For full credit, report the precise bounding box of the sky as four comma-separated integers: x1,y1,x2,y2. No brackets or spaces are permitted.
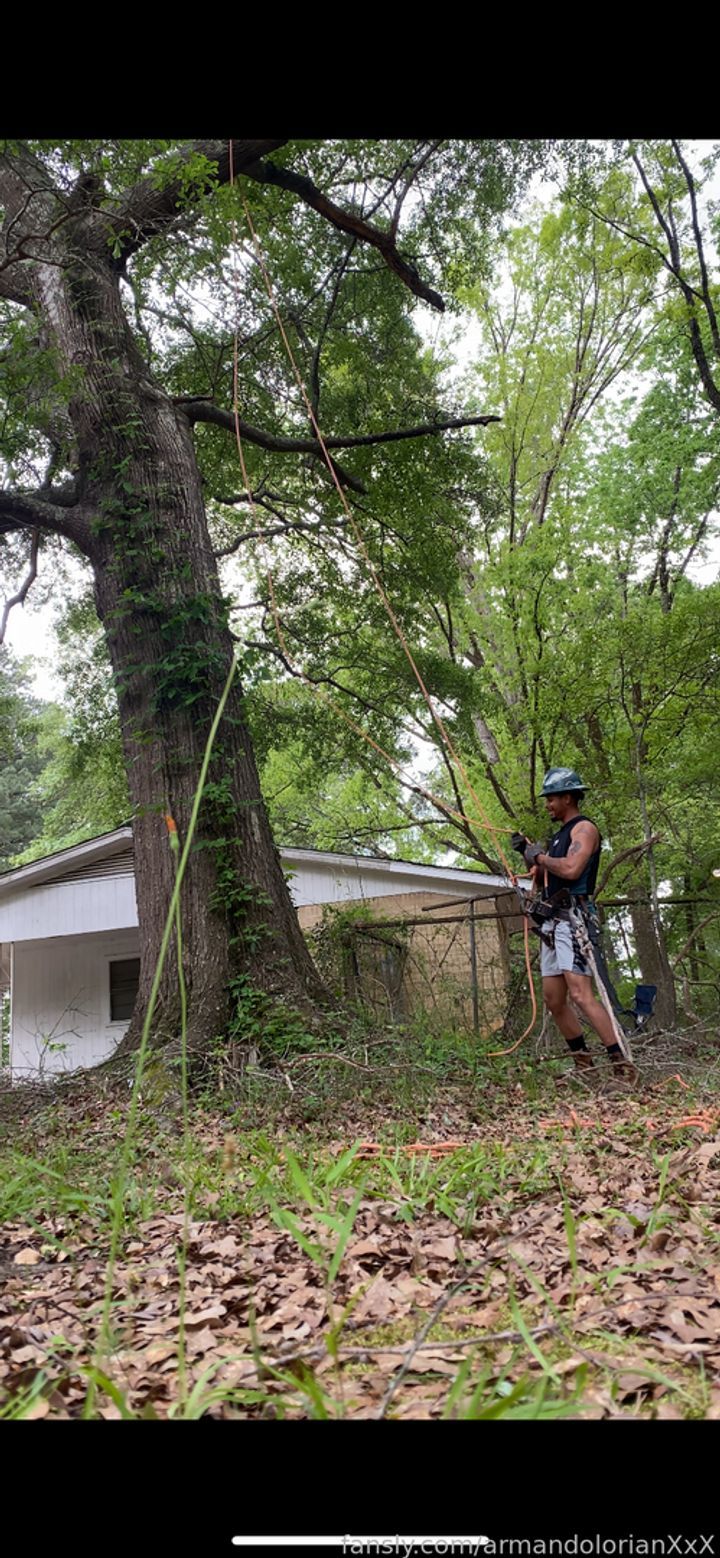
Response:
2,140,719,701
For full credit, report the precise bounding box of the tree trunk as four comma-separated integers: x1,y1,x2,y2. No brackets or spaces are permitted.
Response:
682,878,702,986
31,225,328,1057
628,890,677,1030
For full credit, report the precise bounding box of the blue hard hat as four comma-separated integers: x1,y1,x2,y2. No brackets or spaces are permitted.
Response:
540,766,588,796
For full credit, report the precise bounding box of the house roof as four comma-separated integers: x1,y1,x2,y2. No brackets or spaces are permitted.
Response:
0,825,523,897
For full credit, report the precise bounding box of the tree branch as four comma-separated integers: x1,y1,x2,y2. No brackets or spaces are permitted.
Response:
308,243,356,418
672,909,720,971
241,155,446,311
595,834,662,898
0,484,88,550
311,412,502,450
630,149,720,414
109,140,290,264
0,264,32,306
111,138,450,318
0,527,39,644
180,399,366,493
674,509,712,585
216,512,348,557
183,400,500,494
670,139,720,361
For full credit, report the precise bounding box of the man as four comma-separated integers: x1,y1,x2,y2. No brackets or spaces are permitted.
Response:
517,767,634,1080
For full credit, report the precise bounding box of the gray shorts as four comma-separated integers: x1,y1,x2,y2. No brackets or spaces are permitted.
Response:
540,917,591,978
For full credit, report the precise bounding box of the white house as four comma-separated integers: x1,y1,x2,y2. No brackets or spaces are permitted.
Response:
0,826,521,1078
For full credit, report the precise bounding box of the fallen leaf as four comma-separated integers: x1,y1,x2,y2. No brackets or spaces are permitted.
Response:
421,1237,457,1262
405,1352,464,1377
142,1341,176,1365
554,1356,586,1377
649,1230,671,1252
354,1276,401,1323
184,1326,222,1357
616,1371,652,1396
184,1305,227,1328
348,1238,381,1258
24,1398,50,1419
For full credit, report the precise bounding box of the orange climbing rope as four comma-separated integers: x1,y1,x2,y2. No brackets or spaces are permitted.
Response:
226,144,538,1054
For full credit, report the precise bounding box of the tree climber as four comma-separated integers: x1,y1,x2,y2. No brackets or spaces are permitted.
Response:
512,768,636,1080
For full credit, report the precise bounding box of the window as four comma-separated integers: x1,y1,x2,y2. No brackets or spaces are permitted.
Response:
109,958,140,1023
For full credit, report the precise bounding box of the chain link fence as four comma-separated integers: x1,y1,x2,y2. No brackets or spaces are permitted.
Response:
308,892,525,1036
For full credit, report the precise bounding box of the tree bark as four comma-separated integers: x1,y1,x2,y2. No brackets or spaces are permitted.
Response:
0,138,477,1061
20,190,327,1056
628,888,677,1030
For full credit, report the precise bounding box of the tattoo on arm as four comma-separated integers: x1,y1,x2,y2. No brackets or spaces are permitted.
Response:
564,823,598,878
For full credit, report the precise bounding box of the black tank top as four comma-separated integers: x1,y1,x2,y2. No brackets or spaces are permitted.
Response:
544,814,601,900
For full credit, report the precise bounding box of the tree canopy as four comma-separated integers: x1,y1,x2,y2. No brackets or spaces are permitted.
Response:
1,137,718,1041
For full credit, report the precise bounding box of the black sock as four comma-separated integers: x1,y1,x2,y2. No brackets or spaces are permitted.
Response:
606,1043,624,1062
567,1035,588,1052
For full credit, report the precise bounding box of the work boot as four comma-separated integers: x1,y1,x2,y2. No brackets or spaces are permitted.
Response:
606,1042,638,1085
566,1035,594,1072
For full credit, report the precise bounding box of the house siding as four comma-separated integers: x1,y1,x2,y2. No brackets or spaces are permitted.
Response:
10,928,141,1077
0,834,521,1075
0,874,138,943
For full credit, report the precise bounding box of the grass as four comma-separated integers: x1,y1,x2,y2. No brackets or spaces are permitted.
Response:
1,1029,719,1421
0,1111,559,1235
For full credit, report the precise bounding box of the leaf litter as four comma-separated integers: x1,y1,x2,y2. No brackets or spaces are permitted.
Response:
1,1072,720,1418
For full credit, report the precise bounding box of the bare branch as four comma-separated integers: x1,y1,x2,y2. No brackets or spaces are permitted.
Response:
183,400,500,495
0,528,39,643
596,834,662,898
180,399,366,494
311,412,502,450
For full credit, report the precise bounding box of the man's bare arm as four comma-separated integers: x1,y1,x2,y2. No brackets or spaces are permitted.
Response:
537,821,599,881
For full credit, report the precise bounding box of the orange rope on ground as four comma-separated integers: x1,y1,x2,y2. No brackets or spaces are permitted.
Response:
226,147,538,1053
671,1110,719,1132
651,1073,691,1091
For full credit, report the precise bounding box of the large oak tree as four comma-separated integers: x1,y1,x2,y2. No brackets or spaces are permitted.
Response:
0,138,536,1054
